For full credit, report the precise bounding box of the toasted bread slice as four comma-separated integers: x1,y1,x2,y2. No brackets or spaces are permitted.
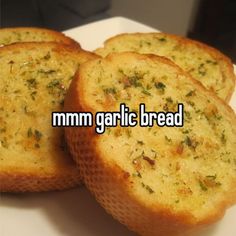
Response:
65,52,236,236
95,33,236,102
0,27,80,47
0,42,97,192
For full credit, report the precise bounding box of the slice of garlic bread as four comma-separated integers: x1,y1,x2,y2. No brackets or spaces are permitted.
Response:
0,42,97,192
95,33,236,102
65,52,236,236
0,27,80,47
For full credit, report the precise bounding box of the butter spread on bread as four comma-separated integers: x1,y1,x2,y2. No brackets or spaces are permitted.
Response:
0,27,80,47
0,42,97,192
95,33,235,102
65,52,236,236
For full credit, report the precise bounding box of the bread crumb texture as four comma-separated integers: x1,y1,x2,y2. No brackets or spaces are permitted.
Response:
0,27,80,47
0,43,96,192
95,33,236,101
65,52,236,236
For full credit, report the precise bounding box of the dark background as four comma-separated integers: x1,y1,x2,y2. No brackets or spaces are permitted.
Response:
0,0,111,30
188,0,236,62
0,0,235,62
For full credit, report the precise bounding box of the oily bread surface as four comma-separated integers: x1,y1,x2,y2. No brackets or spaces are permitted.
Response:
0,42,97,192
65,52,236,236
95,33,236,102
0,27,80,47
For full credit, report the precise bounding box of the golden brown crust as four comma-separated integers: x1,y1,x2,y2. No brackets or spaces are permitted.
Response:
67,130,228,236
0,41,78,54
65,52,236,236
0,41,97,64
95,32,236,102
0,168,81,192
0,27,81,48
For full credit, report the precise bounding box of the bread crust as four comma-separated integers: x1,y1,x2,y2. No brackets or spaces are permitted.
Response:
95,33,236,102
0,169,80,192
0,41,95,59
65,52,236,236
0,27,81,48
0,42,98,192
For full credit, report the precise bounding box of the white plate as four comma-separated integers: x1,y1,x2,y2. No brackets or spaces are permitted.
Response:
64,16,158,51
1,17,236,236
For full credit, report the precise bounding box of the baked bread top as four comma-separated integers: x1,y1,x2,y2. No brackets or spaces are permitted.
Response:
0,42,97,192
0,27,80,47
65,52,236,235
95,33,236,102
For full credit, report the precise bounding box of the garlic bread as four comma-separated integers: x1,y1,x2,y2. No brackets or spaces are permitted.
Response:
0,42,97,192
0,27,80,47
65,52,236,236
95,33,236,102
